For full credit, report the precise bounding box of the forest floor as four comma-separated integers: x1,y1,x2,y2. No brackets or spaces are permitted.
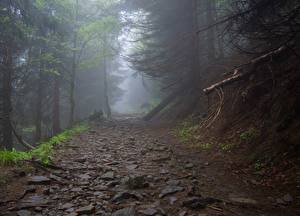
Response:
0,117,299,216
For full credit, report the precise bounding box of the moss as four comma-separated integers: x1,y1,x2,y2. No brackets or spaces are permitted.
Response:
219,143,235,152
191,142,212,150
0,175,9,186
240,127,259,141
174,119,199,143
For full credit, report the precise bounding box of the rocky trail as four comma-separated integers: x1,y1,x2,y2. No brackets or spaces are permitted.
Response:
0,118,298,216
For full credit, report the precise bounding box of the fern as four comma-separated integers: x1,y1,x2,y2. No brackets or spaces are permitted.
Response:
0,123,89,166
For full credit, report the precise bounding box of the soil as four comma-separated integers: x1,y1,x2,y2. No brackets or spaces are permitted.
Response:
0,117,299,216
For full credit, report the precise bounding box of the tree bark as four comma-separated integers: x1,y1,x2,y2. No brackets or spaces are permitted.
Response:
190,0,201,84
103,56,112,119
53,75,61,134
35,50,43,142
206,0,216,61
2,46,13,150
69,0,79,127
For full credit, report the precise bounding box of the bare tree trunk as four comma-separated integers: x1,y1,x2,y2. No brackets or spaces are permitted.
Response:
2,46,13,150
35,50,43,142
69,40,77,126
190,0,201,85
214,1,224,59
103,56,111,119
53,75,61,134
69,0,79,127
217,24,224,59
206,0,216,61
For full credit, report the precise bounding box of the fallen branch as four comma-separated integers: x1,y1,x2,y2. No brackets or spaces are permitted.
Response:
203,46,288,94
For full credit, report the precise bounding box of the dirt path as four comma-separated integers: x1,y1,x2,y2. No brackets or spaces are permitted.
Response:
1,118,298,216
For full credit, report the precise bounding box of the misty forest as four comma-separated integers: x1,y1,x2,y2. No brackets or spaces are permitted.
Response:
0,0,300,215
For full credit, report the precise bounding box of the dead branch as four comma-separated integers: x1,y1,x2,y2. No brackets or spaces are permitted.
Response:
203,46,288,94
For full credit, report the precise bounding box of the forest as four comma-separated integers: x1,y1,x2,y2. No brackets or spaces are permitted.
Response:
0,0,299,216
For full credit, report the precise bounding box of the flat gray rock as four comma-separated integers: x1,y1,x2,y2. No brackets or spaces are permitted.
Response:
229,197,258,205
101,171,115,180
60,203,74,210
152,155,170,162
166,180,180,186
159,186,184,198
17,210,32,216
112,207,135,216
283,194,293,203
126,175,148,189
111,191,141,203
78,173,91,180
138,208,157,216
169,196,178,205
126,164,138,170
182,197,219,209
179,211,187,216
27,176,51,185
76,205,95,214
19,195,49,209
65,213,78,216
185,163,194,169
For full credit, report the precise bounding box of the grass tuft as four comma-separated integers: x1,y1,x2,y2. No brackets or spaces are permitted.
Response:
219,143,235,152
0,123,89,166
240,127,259,141
174,119,199,143
0,149,32,165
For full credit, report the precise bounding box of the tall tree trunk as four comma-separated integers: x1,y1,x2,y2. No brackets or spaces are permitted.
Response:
53,75,61,134
190,0,201,85
69,0,79,127
217,24,224,59
69,37,77,126
206,0,216,61
35,50,43,142
215,0,224,59
2,46,13,150
103,56,111,119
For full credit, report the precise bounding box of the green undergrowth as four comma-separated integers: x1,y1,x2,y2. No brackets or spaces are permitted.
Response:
174,118,199,143
175,118,241,153
240,127,259,141
219,143,236,152
0,123,89,166
193,142,213,150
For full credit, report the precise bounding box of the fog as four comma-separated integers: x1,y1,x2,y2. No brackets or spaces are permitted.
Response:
112,12,160,115
112,62,157,114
